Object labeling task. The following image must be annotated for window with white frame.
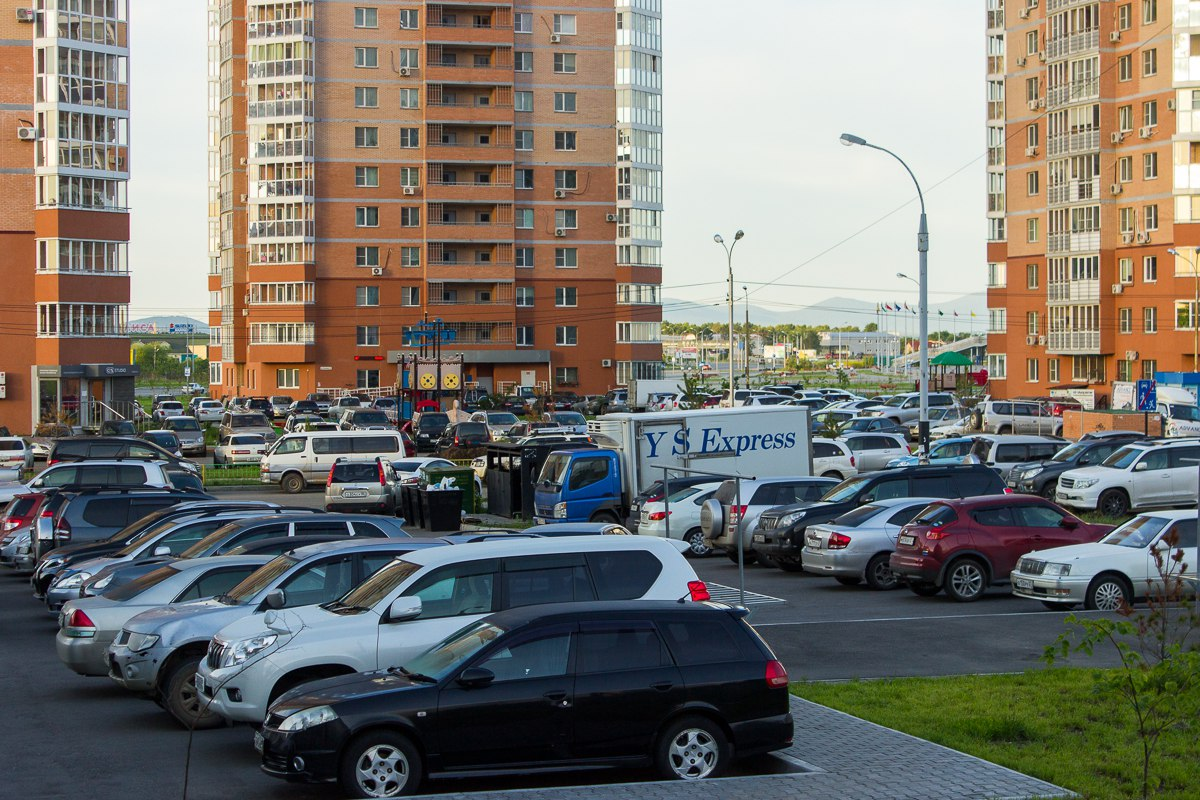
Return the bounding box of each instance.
[515,130,533,150]
[554,92,577,112]
[1026,358,1039,382]
[1143,1,1157,25]
[1026,217,1039,242]
[1119,258,1134,283]
[1144,204,1158,230]
[987,262,1007,287]
[356,325,379,346]
[356,286,379,307]
[616,321,661,343]
[357,369,380,389]
[397,48,419,68]
[556,326,577,346]
[987,353,1007,379]
[355,166,379,187]
[401,287,420,306]
[1118,105,1133,132]
[1027,170,1039,195]
[1144,100,1158,127]
[1117,360,1133,382]
[249,323,315,344]
[516,247,534,267]
[555,367,579,385]
[617,284,661,305]
[555,287,577,307]
[1119,307,1133,333]
[555,170,578,190]
[399,88,419,108]
[1144,151,1158,180]
[400,247,420,267]
[1142,48,1157,77]
[554,209,578,229]
[36,303,128,337]
[554,131,577,151]
[1176,300,1199,330]
[515,91,533,112]
[1144,255,1157,282]
[1144,306,1158,332]
[988,308,1007,333]
[552,14,576,34]
[401,207,420,227]
[354,7,377,28]
[400,128,420,148]
[515,51,532,72]
[516,287,534,307]
[399,9,418,29]
[515,12,532,33]
[354,47,378,68]
[1026,311,1039,336]
[1119,207,1134,233]
[36,239,127,274]
[555,248,577,268]
[355,87,377,108]
[516,326,533,346]
[249,282,315,305]
[400,167,419,187]
[516,208,534,229]
[356,207,379,227]
[356,246,380,267]
[355,127,378,148]
[553,53,576,73]
[1118,156,1132,182]
[276,368,300,389]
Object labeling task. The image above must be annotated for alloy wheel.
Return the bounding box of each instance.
[667,728,719,780]
[355,744,410,798]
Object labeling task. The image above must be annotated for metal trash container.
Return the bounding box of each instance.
[403,484,423,528]
[422,467,476,515]
[419,488,462,532]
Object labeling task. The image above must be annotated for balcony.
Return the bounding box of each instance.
[1046,129,1100,157]
[427,280,514,305]
[1047,279,1100,304]
[251,139,314,161]
[1045,29,1098,60]
[248,99,314,120]
[247,59,314,81]
[247,179,314,201]
[1048,177,1100,205]
[1047,330,1101,354]
[1047,230,1100,255]
[247,219,315,240]
[442,321,514,345]
[247,19,314,40]
[1046,78,1099,109]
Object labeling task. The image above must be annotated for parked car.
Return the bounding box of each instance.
[889,496,1112,601]
[435,422,489,455]
[626,476,721,533]
[884,436,981,469]
[325,458,398,514]
[1011,510,1198,611]
[411,412,451,453]
[328,396,362,418]
[258,600,791,796]
[1005,433,1147,499]
[828,398,883,413]
[56,555,273,677]
[0,492,48,571]
[152,394,176,408]
[571,395,604,415]
[140,430,182,457]
[746,394,793,407]
[549,392,579,411]
[978,399,1063,436]
[245,397,274,417]
[0,437,34,471]
[284,413,323,432]
[193,400,224,423]
[27,460,205,496]
[305,393,332,413]
[859,392,958,426]
[801,497,939,589]
[194,537,707,725]
[287,399,320,416]
[161,416,206,456]
[700,476,839,564]
[545,410,587,434]
[811,438,859,481]
[841,417,911,438]
[637,481,723,557]
[750,464,1010,573]
[838,432,909,472]
[47,436,199,474]
[213,434,267,465]
[219,411,277,444]
[906,405,968,440]
[469,411,521,441]
[153,401,185,423]
[963,435,1066,479]
[1056,439,1200,517]
[261,430,407,494]
[337,408,392,431]
[269,396,295,419]
[810,409,857,434]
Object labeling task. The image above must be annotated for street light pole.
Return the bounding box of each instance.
[1167,247,1200,371]
[841,133,930,456]
[743,285,750,388]
[714,231,744,406]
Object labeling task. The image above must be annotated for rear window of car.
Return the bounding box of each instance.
[456,423,488,436]
[351,411,389,425]
[80,498,132,528]
[911,504,958,527]
[332,462,381,483]
[230,435,265,445]
[831,504,884,528]
[167,471,204,492]
[813,441,844,458]
[417,414,450,431]
[585,550,662,600]
[5,496,36,518]
[659,619,744,665]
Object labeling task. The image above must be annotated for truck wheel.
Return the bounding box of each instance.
[589,511,619,524]
[280,472,306,494]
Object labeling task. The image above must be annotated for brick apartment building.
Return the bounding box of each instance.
[986,0,1200,406]
[207,0,664,401]
[0,0,136,435]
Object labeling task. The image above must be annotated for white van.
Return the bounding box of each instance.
[260,430,407,493]
[1155,386,1200,437]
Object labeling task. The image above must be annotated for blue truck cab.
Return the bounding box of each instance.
[533,449,622,524]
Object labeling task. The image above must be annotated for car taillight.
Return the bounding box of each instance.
[827,532,851,550]
[48,459,60,466]
[849,455,856,468]
[687,580,710,602]
[765,660,789,688]
[1003,487,1014,494]
[232,449,250,455]
[378,461,387,486]
[647,511,670,521]
[454,436,461,445]
[924,525,951,540]
[55,519,72,542]
[730,505,747,523]
[3,520,18,531]
[326,467,336,487]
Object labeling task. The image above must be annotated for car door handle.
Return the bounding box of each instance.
[650,681,674,692]
[543,690,571,707]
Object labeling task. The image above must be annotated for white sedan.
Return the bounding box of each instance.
[213,433,267,464]
[637,481,723,558]
[1011,510,1197,611]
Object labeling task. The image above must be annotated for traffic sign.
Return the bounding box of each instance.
[1136,379,1157,412]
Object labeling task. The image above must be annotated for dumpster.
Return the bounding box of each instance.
[403,484,423,528]
[421,466,476,515]
[419,488,462,532]
[482,441,598,518]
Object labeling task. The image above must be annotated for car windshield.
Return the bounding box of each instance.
[232,414,271,428]
[1101,446,1143,469]
[330,558,423,612]
[553,412,586,425]
[168,419,202,431]
[1051,442,1088,462]
[665,485,703,503]
[178,522,242,558]
[399,619,507,680]
[537,453,572,489]
[820,476,872,503]
[104,564,182,601]
[910,504,956,527]
[1101,515,1170,548]
[882,396,907,407]
[352,411,389,425]
[1168,404,1200,421]
[148,433,179,447]
[484,412,518,425]
[223,555,298,604]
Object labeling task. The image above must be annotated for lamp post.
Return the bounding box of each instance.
[714,230,745,405]
[743,285,750,388]
[1167,247,1200,372]
[841,133,930,456]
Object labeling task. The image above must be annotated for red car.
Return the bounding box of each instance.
[889,495,1112,602]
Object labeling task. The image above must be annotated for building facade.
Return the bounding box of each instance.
[0,0,135,435]
[207,0,663,401]
[987,0,1200,405]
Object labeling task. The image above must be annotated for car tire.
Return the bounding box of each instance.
[682,529,710,558]
[944,558,988,602]
[655,715,730,781]
[774,557,805,572]
[757,553,779,569]
[864,553,899,590]
[1041,601,1079,611]
[280,472,306,494]
[589,511,620,524]
[1097,489,1130,518]
[821,471,843,480]
[998,424,1013,435]
[1085,573,1131,611]
[1040,482,1057,500]
[163,658,222,730]
[339,730,423,799]
[908,581,942,597]
[835,576,862,586]
[726,549,757,565]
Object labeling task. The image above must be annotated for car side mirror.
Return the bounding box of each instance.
[31,479,43,488]
[153,545,171,557]
[859,495,875,504]
[264,588,286,610]
[1134,462,1148,472]
[456,667,495,689]
[1059,518,1079,529]
[387,596,422,622]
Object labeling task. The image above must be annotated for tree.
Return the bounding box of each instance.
[863,322,879,332]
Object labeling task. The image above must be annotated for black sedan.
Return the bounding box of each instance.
[260,601,794,797]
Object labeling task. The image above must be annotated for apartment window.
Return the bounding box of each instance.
[355,207,379,228]
[400,247,420,267]
[399,88,419,109]
[554,53,577,73]
[251,323,316,345]
[1118,156,1132,182]
[1027,359,1039,383]
[516,247,534,268]
[1027,311,1040,336]
[1119,307,1133,333]
[554,209,578,230]
[1118,258,1134,284]
[400,287,420,307]
[987,354,1007,379]
[400,207,420,227]
[515,12,532,33]
[354,7,377,28]
[988,308,1007,333]
[515,51,532,72]
[515,91,533,112]
[1143,103,1158,132]
[515,130,533,150]
[1118,106,1133,132]
[555,248,578,268]
[1118,55,1132,82]
[357,326,379,346]
[515,287,534,307]
[354,127,378,148]
[276,369,300,389]
[1117,360,1133,382]
[1144,306,1158,332]
[516,208,534,229]
[356,246,380,267]
[987,262,1007,288]
[1025,77,1039,102]
[1142,48,1157,77]
[1026,263,1038,289]
[552,14,576,35]
[516,326,534,346]
[1142,359,1157,380]
[556,326,577,346]
[554,131,577,152]
[1143,0,1157,24]
[400,167,419,187]
[1177,300,1199,329]
[555,170,578,190]
[355,166,379,187]
[356,286,379,307]
[1119,207,1135,233]
[555,367,579,386]
[555,287,577,307]
[1026,217,1039,243]
[1026,123,1038,148]
[399,128,419,148]
[1026,30,1038,55]
[399,9,418,29]
[1026,170,1039,196]
[355,47,378,68]
[1144,255,1158,282]
[554,92,577,113]
[1144,152,1158,180]
[1145,204,1158,231]
[1072,354,1106,387]
[516,169,534,190]
[355,87,378,108]
[1048,358,1060,382]
[357,370,380,389]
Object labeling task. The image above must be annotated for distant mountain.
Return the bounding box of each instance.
[664,294,987,330]
[128,315,209,334]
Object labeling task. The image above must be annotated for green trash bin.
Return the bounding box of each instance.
[421,466,476,515]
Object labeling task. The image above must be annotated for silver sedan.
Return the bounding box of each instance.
[801,497,936,589]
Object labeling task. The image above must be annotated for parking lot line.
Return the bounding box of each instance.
[704,582,787,606]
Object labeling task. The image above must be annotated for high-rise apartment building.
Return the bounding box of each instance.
[0,0,134,435]
[207,0,663,401]
[987,0,1200,404]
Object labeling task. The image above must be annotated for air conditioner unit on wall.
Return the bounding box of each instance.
[1111,183,1123,195]
[601,359,612,368]
[371,267,384,276]
[1136,232,1150,243]
[1025,146,1038,157]
[1038,97,1046,108]
[1126,350,1139,360]
[403,187,416,195]
[1168,98,1177,111]
[1028,99,1039,111]
[1026,335,1037,345]
[1019,8,1030,18]
[554,189,567,198]
[555,228,566,237]
[1121,233,1133,244]
[550,34,561,43]
[399,67,411,77]
[1112,283,1124,294]
[605,213,617,223]
[1109,31,1121,42]
[1038,336,1046,346]
[15,8,34,22]
[16,127,37,141]
[1111,132,1125,144]
[1017,56,1027,67]
[1139,126,1154,139]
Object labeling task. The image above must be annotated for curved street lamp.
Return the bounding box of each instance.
[714,230,745,405]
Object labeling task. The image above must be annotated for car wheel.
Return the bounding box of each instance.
[944,558,988,602]
[726,549,757,565]
[835,576,862,586]
[1041,601,1079,611]
[775,557,805,572]
[280,472,306,494]
[1097,489,1130,518]
[908,581,942,597]
[339,731,423,798]
[1085,574,1131,612]
[163,658,222,730]
[683,529,710,558]
[1040,482,1057,500]
[757,553,779,569]
[655,716,729,781]
[998,425,1013,435]
[864,553,899,590]
[589,511,620,524]
[821,471,843,480]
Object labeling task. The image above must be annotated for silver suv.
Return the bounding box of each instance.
[700,476,838,563]
[978,399,1062,436]
[860,392,957,425]
[324,458,398,514]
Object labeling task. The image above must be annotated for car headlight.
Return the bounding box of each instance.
[127,632,161,653]
[553,502,568,519]
[55,572,90,590]
[1044,563,1071,577]
[276,705,339,732]
[778,511,806,528]
[220,633,278,667]
[89,572,115,592]
[1073,478,1098,489]
[42,556,65,570]
[1023,466,1044,478]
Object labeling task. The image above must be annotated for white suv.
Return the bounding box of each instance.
[812,438,858,481]
[1056,439,1200,517]
[195,537,706,723]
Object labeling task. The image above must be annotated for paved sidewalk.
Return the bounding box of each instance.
[415,696,1073,800]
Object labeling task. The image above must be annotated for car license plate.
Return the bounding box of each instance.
[898,535,916,546]
[535,517,546,525]
[342,490,368,498]
[194,673,206,693]
[1015,577,1033,590]
[254,729,264,754]
[752,534,765,543]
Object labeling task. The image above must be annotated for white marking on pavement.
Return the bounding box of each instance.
[705,582,787,605]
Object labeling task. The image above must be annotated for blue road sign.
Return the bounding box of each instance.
[1136,379,1157,412]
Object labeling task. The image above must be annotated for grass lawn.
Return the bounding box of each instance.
[793,668,1197,800]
